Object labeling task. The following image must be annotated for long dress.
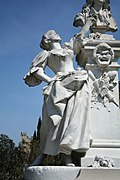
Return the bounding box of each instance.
[24,47,91,156]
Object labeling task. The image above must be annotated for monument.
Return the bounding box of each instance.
[24,0,120,179]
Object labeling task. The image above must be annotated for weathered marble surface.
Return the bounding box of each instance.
[24,166,120,180]
[24,0,120,173]
[76,39,120,68]
[73,0,118,37]
[24,30,91,165]
[86,43,120,146]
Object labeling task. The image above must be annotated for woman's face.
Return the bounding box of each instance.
[40,30,61,50]
[49,31,61,42]
[94,0,105,7]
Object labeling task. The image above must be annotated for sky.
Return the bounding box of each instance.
[0,0,120,145]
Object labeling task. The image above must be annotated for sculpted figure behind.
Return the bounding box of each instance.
[73,0,118,38]
[24,30,91,166]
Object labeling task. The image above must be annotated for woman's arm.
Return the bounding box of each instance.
[33,67,52,83]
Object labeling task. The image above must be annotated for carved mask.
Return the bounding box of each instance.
[93,43,114,68]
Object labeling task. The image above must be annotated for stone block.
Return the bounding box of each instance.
[24,166,120,180]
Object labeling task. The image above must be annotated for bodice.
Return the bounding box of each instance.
[47,48,75,75]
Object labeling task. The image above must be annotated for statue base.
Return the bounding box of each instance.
[24,166,120,180]
[81,147,120,167]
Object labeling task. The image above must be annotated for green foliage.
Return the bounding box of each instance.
[0,117,65,179]
[26,117,65,166]
[27,118,42,164]
[33,130,37,140]
[27,138,41,164]
[42,154,65,166]
[0,134,25,180]
[36,117,41,141]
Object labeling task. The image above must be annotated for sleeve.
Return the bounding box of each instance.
[24,50,49,87]
[73,37,88,68]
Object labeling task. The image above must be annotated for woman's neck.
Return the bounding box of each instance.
[50,42,62,50]
[94,2,103,12]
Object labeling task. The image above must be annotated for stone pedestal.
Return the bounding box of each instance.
[24,166,120,180]
[24,0,120,178]
[77,39,120,168]
[86,63,120,149]
[77,39,120,67]
[24,39,120,180]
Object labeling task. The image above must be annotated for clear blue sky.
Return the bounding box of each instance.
[0,0,120,144]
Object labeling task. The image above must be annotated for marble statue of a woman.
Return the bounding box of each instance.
[24,30,91,166]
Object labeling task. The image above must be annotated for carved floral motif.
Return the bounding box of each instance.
[89,43,119,109]
[92,155,114,167]
[91,71,118,108]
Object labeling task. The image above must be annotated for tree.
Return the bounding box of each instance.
[33,130,37,140]
[0,134,20,179]
[0,134,28,180]
[27,118,42,164]
[0,117,65,180]
[29,117,65,166]
[36,117,41,141]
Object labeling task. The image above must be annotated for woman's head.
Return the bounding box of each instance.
[40,30,61,50]
[86,0,110,10]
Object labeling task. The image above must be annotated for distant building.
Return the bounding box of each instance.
[20,132,31,153]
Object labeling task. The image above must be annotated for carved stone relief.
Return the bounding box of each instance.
[93,42,114,69]
[92,155,114,168]
[90,71,118,109]
[88,43,119,109]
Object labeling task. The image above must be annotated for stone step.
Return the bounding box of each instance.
[24,166,120,180]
